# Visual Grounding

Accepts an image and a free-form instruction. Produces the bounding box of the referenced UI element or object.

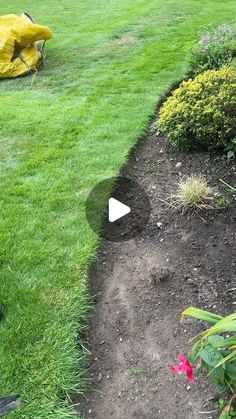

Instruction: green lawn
[0,1,235,417]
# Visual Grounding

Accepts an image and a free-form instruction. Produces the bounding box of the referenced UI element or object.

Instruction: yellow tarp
[0,13,53,79]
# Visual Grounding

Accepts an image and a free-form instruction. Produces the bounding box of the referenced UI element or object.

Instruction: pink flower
[201,34,210,42]
[170,353,194,383]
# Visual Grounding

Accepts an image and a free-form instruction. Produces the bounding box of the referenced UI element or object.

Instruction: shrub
[171,308,236,417]
[170,307,236,419]
[181,307,236,393]
[158,67,236,151]
[188,24,236,77]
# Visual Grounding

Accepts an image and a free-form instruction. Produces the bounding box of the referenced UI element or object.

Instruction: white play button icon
[86,177,150,241]
[108,197,131,223]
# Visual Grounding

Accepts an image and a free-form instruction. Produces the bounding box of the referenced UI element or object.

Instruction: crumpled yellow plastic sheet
[0,13,53,78]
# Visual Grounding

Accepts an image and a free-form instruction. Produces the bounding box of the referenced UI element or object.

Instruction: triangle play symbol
[108,197,131,223]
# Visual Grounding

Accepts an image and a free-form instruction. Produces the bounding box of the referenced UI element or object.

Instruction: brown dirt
[77,125,236,419]
[114,35,138,46]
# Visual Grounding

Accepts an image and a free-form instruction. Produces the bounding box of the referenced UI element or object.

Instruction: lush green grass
[0,1,235,417]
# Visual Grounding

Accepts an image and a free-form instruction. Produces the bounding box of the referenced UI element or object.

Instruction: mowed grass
[0,0,235,417]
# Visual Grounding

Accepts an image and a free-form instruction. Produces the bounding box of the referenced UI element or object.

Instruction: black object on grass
[0,394,21,416]
[0,304,3,321]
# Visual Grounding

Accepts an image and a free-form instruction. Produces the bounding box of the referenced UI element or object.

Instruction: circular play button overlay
[85,176,150,242]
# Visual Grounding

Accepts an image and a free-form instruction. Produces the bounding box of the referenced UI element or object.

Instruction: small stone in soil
[98,373,103,382]
[175,162,182,169]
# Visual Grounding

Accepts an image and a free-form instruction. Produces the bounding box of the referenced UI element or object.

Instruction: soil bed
[78,125,236,419]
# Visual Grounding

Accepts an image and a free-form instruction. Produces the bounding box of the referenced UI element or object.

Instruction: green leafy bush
[158,67,236,151]
[189,24,236,77]
[182,307,236,393]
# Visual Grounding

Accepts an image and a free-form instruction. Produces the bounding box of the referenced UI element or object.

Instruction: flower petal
[179,352,186,363]
[185,364,194,383]
[170,353,194,383]
[170,364,185,374]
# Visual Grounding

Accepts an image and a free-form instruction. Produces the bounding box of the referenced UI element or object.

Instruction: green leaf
[214,350,236,370]
[208,335,225,348]
[225,361,236,384]
[209,365,225,387]
[181,307,223,323]
[202,314,236,339]
[199,345,224,367]
[225,143,232,151]
[227,150,235,159]
[213,336,236,349]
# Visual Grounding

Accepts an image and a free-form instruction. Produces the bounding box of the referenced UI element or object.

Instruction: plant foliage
[182,307,236,392]
[188,24,236,77]
[158,67,236,151]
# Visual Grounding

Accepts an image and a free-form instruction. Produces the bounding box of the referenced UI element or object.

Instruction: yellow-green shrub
[158,67,236,151]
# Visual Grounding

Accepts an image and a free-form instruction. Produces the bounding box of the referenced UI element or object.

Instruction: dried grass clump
[172,175,216,212]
